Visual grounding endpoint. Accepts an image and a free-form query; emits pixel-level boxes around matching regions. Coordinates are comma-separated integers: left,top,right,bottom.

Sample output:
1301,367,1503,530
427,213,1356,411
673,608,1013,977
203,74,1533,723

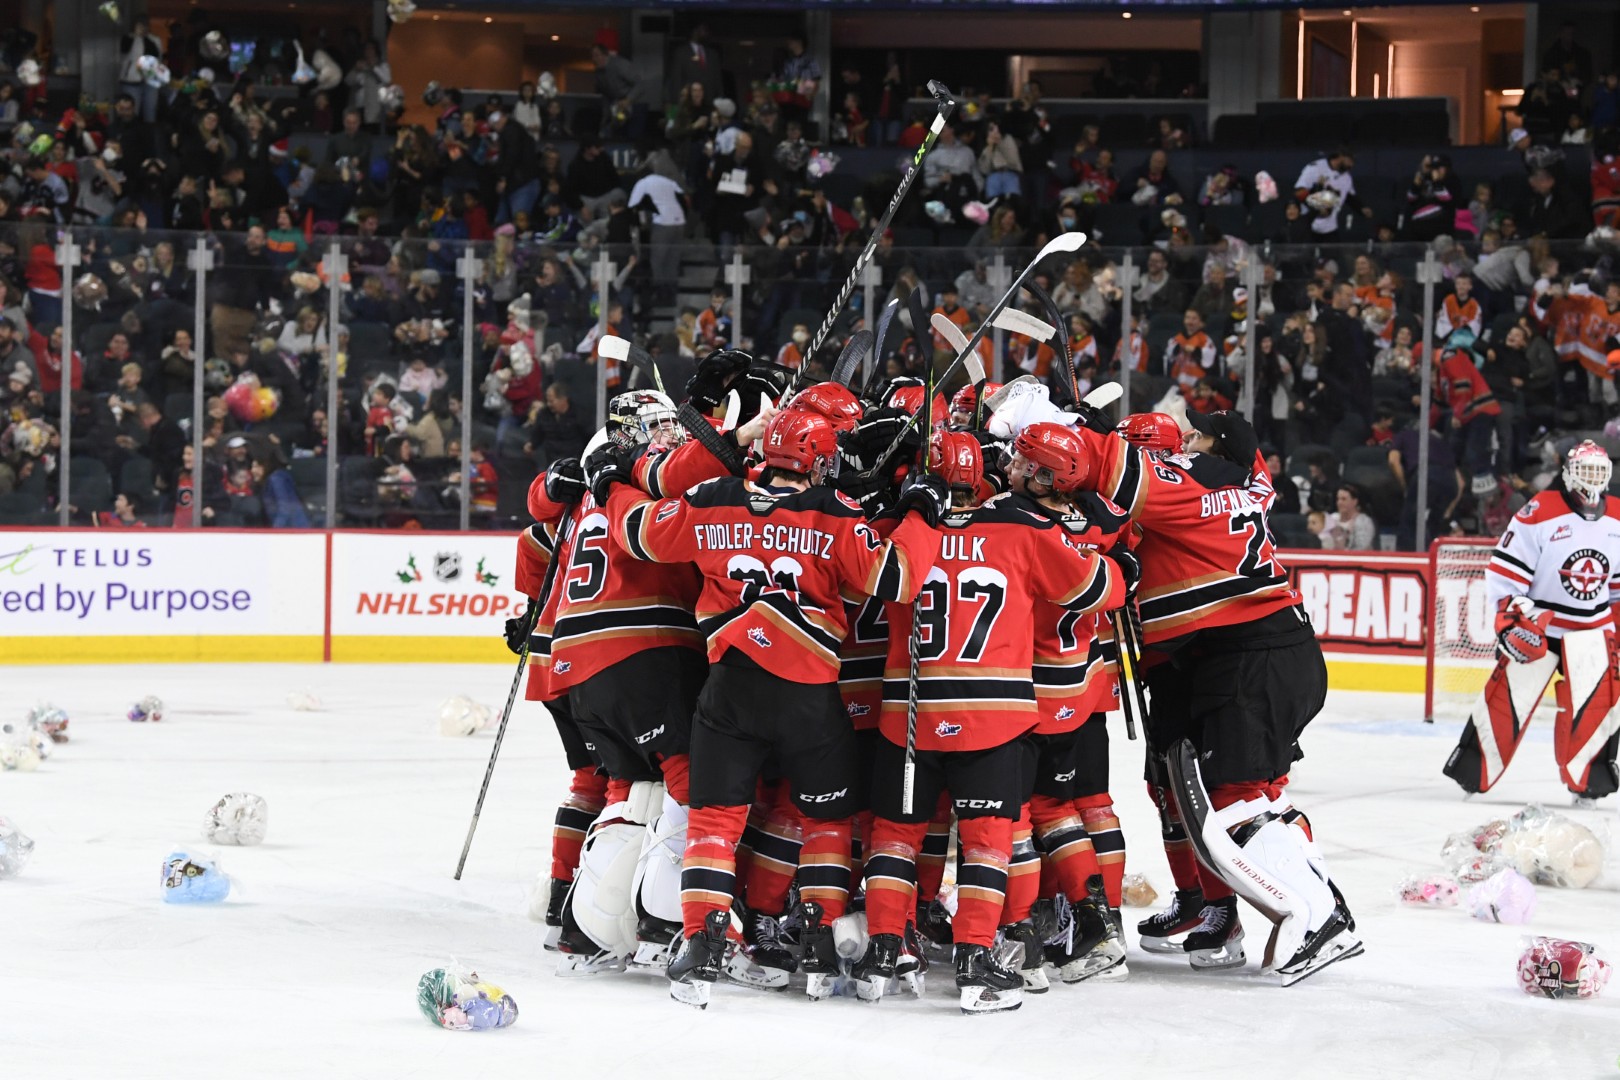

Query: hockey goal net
1425,538,1500,723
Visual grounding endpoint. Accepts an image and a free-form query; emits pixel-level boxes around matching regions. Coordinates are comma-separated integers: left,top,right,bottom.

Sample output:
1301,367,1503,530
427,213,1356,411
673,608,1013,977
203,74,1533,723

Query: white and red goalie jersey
1488,486,1620,637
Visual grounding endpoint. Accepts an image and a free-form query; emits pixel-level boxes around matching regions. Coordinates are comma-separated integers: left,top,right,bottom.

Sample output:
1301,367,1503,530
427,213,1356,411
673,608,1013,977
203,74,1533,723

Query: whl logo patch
846,702,871,717
1055,706,1076,721
747,627,773,648
1559,548,1610,602
553,660,572,674
935,720,962,737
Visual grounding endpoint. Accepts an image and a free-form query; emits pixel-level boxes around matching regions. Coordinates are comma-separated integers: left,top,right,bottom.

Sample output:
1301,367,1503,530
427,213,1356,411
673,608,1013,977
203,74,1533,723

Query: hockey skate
1183,896,1246,971
630,910,681,971
1060,880,1128,983
915,898,955,963
851,933,900,1002
894,920,928,995
1137,887,1204,954
797,901,840,1001
1274,888,1364,987
539,877,569,952
954,943,1024,1015
555,906,628,976
667,910,730,1009
999,921,1050,992
724,907,795,990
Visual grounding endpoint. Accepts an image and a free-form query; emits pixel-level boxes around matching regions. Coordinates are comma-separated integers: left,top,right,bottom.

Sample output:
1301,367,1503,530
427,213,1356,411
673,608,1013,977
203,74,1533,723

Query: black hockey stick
850,232,1089,488
901,326,941,818
453,507,575,879
1022,280,1075,407
677,402,746,477
831,328,874,389
862,296,906,402
797,80,958,392
600,334,664,395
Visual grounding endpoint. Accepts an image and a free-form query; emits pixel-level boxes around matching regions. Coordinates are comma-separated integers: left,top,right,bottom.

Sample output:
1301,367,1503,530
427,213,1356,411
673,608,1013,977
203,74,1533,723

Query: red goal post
1424,536,1501,724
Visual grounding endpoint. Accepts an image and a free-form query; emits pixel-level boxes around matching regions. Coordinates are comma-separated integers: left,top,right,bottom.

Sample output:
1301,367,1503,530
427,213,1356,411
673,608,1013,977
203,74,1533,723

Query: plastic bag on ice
1466,867,1536,924
203,793,268,846
417,967,518,1030
1395,873,1460,907
160,849,231,903
1517,936,1611,999
0,816,35,878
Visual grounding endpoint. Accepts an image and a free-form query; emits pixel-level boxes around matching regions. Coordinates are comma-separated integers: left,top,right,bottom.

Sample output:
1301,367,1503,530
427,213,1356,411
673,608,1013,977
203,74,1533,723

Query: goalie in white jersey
1444,441,1620,800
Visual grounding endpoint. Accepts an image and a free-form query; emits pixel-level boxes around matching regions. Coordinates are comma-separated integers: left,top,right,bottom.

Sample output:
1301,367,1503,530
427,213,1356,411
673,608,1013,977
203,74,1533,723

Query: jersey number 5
565,515,611,603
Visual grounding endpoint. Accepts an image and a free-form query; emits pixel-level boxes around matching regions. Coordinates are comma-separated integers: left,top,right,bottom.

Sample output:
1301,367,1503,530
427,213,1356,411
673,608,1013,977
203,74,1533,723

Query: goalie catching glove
1495,596,1554,664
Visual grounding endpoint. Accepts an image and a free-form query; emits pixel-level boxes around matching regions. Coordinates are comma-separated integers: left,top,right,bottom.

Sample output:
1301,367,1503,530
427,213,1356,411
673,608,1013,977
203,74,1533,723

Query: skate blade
1188,946,1247,971
804,972,838,1001
1060,949,1129,983
540,926,562,952
852,975,886,1003
900,970,925,997
668,977,713,1009
556,952,627,977
1279,935,1365,987
630,940,674,970
958,985,1023,1014
722,952,791,991
1136,935,1189,954
1021,966,1051,993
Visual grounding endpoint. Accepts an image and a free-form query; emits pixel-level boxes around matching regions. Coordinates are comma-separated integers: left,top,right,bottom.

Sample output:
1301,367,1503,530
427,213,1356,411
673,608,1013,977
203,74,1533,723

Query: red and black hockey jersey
1031,492,1130,734
1073,428,1299,645
607,478,941,685
879,492,1125,753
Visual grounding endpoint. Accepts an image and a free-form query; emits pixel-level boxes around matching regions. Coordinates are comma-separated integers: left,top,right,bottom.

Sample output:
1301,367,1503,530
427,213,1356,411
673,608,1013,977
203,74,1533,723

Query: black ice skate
1137,887,1204,954
1060,878,1128,983
540,877,569,951
796,900,840,1001
954,943,1024,1015
1275,887,1364,987
915,898,955,962
895,920,928,995
631,906,682,971
555,896,627,977
999,921,1050,993
852,932,901,1002
724,906,795,990
667,910,731,1009
1183,895,1246,971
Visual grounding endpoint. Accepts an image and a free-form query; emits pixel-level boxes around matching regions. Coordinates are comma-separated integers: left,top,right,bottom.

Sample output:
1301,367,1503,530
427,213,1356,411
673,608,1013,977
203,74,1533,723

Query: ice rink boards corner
0,532,1460,685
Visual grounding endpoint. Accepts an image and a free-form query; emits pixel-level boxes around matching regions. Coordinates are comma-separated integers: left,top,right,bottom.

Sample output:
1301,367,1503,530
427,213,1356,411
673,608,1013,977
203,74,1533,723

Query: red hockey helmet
762,407,838,475
950,381,1004,422
788,382,863,433
1115,412,1181,454
887,383,949,428
929,430,991,502
1010,421,1092,494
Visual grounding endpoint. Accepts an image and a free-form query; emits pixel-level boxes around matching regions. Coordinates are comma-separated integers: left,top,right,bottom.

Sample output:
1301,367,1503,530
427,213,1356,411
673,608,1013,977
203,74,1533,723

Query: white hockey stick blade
1082,382,1123,410
719,388,743,435
992,307,1058,341
598,335,631,362
929,313,985,383
1035,231,1088,260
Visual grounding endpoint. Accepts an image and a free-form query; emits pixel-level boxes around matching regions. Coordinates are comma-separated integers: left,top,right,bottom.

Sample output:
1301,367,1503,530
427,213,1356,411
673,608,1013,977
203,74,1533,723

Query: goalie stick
798,80,958,391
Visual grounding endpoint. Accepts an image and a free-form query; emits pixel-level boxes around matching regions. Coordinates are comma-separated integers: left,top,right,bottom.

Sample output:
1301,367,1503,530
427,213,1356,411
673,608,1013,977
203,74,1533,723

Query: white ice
3,665,1617,1080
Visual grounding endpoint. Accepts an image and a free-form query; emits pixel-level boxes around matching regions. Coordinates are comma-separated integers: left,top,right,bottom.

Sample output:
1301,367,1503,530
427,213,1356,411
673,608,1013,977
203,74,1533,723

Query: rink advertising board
326,532,528,663
0,530,325,662
1285,551,1431,692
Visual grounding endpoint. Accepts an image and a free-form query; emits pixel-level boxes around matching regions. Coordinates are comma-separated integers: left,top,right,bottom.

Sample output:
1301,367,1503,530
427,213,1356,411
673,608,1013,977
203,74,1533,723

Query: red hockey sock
1149,782,1203,892
1000,804,1041,925
549,767,607,883
797,814,853,920
605,777,634,805
864,817,927,938
1077,795,1126,909
681,804,751,938
916,794,953,904
1029,792,1101,901
658,753,691,806
738,798,803,916
954,816,1013,948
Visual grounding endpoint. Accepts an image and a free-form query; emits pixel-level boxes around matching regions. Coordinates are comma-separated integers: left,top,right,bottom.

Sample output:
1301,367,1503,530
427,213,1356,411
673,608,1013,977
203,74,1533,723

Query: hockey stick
1021,280,1075,407
454,507,575,879
851,232,1088,487
831,329,874,389
798,80,959,390
862,297,905,401
929,313,986,384
599,335,664,394
901,330,941,817
990,306,1058,342
677,402,745,477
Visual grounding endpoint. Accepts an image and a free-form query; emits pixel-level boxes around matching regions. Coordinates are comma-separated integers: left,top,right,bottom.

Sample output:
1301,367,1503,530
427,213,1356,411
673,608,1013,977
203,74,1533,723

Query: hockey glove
504,599,539,656
1072,400,1116,436
835,408,922,515
542,457,587,504
894,471,950,528
1109,544,1142,597
584,442,638,505
1495,596,1554,664
684,348,753,412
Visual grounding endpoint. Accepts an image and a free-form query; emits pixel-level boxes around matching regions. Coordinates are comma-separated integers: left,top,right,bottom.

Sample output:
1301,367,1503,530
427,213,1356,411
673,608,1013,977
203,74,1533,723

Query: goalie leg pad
1166,741,1335,969
563,808,648,960
1444,652,1558,794
1555,629,1620,797
633,793,688,929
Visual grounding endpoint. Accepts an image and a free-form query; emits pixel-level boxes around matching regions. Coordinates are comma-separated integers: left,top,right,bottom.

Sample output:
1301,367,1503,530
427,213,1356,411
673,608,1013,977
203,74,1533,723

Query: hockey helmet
608,390,683,449
1009,421,1092,495
762,408,838,476
929,430,992,504
788,382,863,433
950,381,1003,424
1116,412,1182,454
1563,440,1613,506
884,380,948,428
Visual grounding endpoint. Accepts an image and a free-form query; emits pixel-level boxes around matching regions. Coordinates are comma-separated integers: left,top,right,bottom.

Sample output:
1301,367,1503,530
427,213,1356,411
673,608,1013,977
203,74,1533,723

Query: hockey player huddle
509,351,1367,1014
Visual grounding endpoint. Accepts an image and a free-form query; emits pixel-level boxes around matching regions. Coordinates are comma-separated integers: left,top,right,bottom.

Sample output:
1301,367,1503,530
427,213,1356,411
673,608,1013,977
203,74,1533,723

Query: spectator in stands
327,110,374,168
1319,282,1374,422
669,24,724,108
708,130,765,263
1389,411,1461,551
492,109,540,226
1521,167,1585,238
1405,154,1462,242
922,124,980,220
773,35,822,124
345,41,393,130
117,18,164,124
1134,248,1185,317
1126,149,1182,208
253,456,309,528
978,122,1022,199
1593,70,1620,133
527,382,587,467
566,137,624,214
592,42,643,138
968,204,1025,251
1322,483,1377,550
1293,146,1368,237
1541,21,1592,96
1435,272,1482,342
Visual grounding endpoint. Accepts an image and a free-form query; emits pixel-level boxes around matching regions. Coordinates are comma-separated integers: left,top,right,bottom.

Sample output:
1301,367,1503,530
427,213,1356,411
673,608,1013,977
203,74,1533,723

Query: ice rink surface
3,663,1617,1080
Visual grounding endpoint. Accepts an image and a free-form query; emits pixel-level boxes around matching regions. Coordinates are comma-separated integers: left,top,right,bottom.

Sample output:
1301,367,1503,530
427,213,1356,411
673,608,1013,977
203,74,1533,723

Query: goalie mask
1562,440,1612,512
608,390,683,451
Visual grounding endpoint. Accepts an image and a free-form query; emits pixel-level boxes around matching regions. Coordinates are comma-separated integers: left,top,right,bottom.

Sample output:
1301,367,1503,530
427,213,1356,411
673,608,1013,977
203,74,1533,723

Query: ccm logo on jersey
1559,549,1610,601
955,799,1004,810
935,720,962,737
1551,524,1573,542
747,627,773,648
634,724,666,745
799,788,849,804
1053,770,1076,782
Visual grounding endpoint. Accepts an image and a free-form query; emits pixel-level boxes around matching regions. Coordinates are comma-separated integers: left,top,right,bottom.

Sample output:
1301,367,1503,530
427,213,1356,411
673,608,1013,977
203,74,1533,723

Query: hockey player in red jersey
991,382,1362,985
856,422,1126,1014
1444,440,1620,801
595,406,945,1008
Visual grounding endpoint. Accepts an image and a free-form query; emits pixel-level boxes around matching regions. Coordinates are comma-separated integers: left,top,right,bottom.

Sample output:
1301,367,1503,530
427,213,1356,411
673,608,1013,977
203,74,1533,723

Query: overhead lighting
1297,18,1306,99
1341,8,1350,14
483,15,492,22
550,34,560,41
1470,4,1480,9
1350,19,1358,96
1121,10,1132,17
